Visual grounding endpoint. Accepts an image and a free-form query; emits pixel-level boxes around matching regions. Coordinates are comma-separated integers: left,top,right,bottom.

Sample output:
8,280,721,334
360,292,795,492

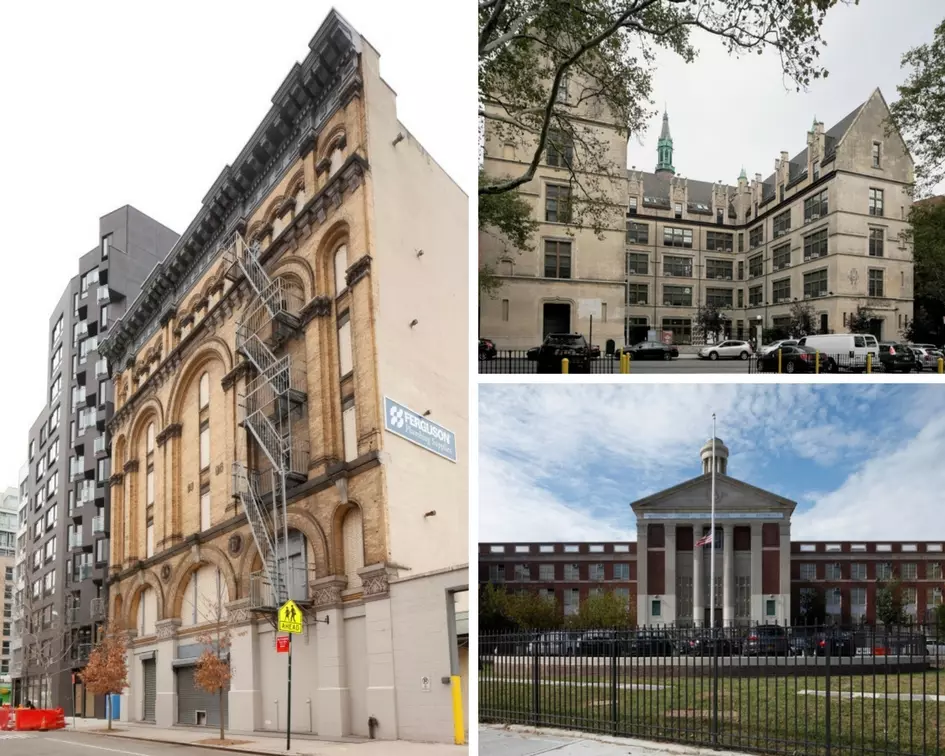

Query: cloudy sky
627,0,945,196
0,0,474,485
479,383,945,543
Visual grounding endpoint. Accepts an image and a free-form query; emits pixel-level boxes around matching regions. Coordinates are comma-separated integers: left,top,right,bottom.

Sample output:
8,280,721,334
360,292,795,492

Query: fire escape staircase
223,233,307,611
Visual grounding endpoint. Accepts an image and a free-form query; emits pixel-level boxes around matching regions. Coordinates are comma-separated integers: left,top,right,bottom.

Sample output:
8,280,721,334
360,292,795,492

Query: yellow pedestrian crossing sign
278,600,303,634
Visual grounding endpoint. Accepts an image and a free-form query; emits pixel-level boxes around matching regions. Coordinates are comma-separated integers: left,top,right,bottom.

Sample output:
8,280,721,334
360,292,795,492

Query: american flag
695,532,713,548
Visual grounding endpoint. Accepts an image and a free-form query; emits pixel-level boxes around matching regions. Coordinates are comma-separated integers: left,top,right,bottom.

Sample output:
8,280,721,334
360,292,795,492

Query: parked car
797,334,877,371
479,338,497,360
627,630,676,656
813,630,857,657
699,340,752,361
910,346,942,371
620,341,680,361
530,333,591,373
760,339,799,356
589,344,601,359
789,633,816,657
878,342,921,373
742,625,790,656
581,629,628,656
679,629,742,656
527,631,583,656
758,345,838,374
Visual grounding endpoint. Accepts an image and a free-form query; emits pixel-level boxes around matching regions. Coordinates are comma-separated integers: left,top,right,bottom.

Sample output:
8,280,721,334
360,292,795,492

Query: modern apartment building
480,440,945,627
99,11,468,743
14,207,178,714
480,88,915,348
9,464,28,705
0,487,18,703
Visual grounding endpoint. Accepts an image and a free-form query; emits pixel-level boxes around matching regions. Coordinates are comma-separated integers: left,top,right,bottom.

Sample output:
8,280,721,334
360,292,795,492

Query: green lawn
480,675,945,755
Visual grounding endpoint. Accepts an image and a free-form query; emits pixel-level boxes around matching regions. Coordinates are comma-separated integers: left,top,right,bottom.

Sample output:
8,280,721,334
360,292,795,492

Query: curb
67,728,308,756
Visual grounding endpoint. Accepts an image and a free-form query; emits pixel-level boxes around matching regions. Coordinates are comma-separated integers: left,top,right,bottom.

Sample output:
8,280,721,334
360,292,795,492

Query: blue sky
479,384,945,543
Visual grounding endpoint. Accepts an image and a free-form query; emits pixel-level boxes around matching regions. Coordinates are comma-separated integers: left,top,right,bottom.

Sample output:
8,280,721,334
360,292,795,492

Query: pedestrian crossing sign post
278,600,303,634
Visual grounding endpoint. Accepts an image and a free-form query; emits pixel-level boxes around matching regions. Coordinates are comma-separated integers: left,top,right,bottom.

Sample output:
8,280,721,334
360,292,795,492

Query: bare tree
79,626,128,730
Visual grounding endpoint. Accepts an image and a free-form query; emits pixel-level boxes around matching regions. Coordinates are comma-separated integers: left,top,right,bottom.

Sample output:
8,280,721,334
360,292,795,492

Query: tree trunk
107,702,112,731
219,688,224,742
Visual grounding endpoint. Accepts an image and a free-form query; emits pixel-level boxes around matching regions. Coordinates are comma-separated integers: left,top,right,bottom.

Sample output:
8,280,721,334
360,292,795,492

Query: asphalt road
480,357,755,375
0,731,217,756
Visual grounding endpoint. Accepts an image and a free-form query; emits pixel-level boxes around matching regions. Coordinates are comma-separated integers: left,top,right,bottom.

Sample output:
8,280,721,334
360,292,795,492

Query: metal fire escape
222,233,308,611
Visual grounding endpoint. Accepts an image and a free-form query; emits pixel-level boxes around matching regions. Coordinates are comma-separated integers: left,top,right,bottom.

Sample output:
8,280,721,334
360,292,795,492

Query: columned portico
723,524,734,626
692,522,704,626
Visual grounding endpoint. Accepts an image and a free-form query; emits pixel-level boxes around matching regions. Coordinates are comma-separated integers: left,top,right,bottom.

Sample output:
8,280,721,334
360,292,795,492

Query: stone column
779,522,792,625
154,619,181,727
692,522,704,627
723,525,734,627
312,576,350,737
636,523,648,624
664,524,676,625
226,599,260,731
359,564,398,740
750,523,763,624
119,630,137,723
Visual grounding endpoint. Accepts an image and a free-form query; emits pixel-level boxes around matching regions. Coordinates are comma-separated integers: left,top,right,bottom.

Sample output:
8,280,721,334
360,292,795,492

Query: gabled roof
630,473,797,515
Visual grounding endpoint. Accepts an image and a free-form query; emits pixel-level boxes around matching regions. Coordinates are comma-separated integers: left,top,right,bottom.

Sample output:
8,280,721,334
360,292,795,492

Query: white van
797,334,878,371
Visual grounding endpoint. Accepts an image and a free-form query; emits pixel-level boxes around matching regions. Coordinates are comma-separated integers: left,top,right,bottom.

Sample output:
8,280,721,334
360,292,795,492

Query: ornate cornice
299,295,332,326
340,75,363,107
123,459,140,474
109,472,124,487
225,598,254,627
155,423,182,447
311,576,347,608
159,307,177,327
346,254,372,288
221,361,251,391
155,618,181,641
358,564,396,601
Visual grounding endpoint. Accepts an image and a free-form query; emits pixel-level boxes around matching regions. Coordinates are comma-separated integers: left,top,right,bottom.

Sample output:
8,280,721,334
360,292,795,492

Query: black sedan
627,630,675,656
621,341,679,361
479,338,497,360
813,631,856,657
530,333,591,373
879,342,921,373
678,630,741,656
758,345,838,374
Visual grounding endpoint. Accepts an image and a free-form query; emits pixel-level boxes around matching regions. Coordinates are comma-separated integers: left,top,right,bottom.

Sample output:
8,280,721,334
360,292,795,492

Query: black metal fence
479,351,624,375
480,624,945,756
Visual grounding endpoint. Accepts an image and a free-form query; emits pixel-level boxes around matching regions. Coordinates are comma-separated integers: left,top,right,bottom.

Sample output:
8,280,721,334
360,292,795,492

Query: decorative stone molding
109,472,125,487
298,129,317,158
160,564,172,583
221,362,251,391
159,307,177,327
311,576,347,609
359,564,396,601
315,157,332,176
299,295,332,325
123,459,140,474
227,533,243,557
155,423,182,447
155,618,181,641
340,75,363,107
226,598,254,627
346,254,372,288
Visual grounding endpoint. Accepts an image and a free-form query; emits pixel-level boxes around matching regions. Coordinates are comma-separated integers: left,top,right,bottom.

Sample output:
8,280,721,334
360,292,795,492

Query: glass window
539,564,554,581
851,563,867,580
876,562,892,580
545,130,573,168
661,318,691,344
901,562,917,580
198,373,210,410
563,563,580,580
706,232,733,252
663,256,693,277
614,563,630,580
869,188,884,217
749,254,764,278
544,240,571,279
804,189,828,222
804,229,829,261
545,184,571,223
334,245,348,295
663,285,693,307
869,228,885,257
772,278,791,303
626,222,648,245
663,227,693,248
199,421,210,470
772,243,791,270
626,252,648,275
627,283,648,305
749,225,764,249
342,400,357,463
773,209,791,238
705,259,733,280
872,142,881,168
705,288,733,308
146,423,155,454
803,269,828,299
338,315,353,377
825,563,841,580
868,269,884,297
200,488,211,531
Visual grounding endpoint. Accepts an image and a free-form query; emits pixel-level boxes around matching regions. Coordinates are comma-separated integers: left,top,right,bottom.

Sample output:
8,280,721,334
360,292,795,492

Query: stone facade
480,87,915,349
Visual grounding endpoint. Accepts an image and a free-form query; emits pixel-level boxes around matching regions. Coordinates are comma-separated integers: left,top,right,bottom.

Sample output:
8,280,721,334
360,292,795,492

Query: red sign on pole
276,636,290,653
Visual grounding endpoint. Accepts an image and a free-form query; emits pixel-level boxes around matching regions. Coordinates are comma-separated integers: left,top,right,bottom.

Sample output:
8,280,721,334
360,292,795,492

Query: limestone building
480,88,915,348
98,11,468,743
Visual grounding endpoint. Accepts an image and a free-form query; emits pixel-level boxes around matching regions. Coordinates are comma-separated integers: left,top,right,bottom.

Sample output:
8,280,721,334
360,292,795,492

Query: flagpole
710,415,717,632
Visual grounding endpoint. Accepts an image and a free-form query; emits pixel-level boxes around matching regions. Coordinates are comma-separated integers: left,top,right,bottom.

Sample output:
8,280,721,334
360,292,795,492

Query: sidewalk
65,717,467,755
480,725,750,756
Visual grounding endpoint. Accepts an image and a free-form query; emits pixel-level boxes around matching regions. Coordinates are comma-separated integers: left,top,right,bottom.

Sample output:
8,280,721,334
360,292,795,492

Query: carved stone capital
300,295,332,326
221,362,251,391
346,254,372,288
311,575,347,609
109,472,124,487
155,618,181,641
159,306,177,327
124,629,139,644
123,459,140,474
358,563,396,601
298,129,317,158
155,423,182,446
340,75,363,107
225,598,254,627
315,156,332,176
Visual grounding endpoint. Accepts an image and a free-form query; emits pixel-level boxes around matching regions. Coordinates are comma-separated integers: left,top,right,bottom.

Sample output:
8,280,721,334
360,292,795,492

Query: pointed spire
660,109,672,141
655,108,675,176
738,166,747,181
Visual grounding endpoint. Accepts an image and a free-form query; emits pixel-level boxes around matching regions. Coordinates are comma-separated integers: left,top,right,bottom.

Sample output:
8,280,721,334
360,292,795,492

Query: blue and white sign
384,397,457,463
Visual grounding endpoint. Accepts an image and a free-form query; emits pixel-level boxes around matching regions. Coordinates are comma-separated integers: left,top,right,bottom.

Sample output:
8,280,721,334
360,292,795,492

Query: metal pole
286,633,293,751
710,416,717,630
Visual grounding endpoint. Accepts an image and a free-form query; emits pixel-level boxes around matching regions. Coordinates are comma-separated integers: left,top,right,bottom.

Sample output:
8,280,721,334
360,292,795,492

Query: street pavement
480,355,755,375
480,726,746,756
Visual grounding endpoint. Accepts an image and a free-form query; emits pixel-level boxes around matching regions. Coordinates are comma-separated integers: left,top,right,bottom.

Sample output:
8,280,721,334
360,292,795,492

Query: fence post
816,350,821,374
611,636,618,735
627,354,631,373
866,353,872,374
620,353,628,374
825,632,832,756
561,357,569,374
711,626,719,746
532,632,540,726
939,357,943,374
778,349,782,374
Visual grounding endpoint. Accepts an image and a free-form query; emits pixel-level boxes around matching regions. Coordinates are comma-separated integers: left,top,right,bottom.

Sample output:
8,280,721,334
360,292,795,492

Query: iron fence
479,351,623,375
480,624,945,756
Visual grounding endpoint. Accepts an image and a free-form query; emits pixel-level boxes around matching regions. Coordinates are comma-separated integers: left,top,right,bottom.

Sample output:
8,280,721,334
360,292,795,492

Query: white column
750,523,763,624
360,565,398,740
153,619,180,727
692,522,704,627
779,522,792,625
664,524,676,625
723,525,734,627
312,577,350,737
637,522,648,623
226,600,260,731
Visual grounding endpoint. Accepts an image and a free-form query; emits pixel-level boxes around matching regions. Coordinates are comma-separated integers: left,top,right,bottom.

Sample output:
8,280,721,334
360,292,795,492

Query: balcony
92,515,105,534
72,643,92,665
65,606,79,625
91,598,105,621
95,359,108,379
93,435,108,457
69,531,84,551
78,480,95,505
248,566,314,611
70,457,86,482
79,563,93,581
74,386,88,409
96,285,111,304
74,321,88,342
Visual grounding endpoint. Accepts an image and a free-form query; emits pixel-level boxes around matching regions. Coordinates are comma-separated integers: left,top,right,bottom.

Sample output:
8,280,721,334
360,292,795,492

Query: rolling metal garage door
142,659,156,722
176,665,228,728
